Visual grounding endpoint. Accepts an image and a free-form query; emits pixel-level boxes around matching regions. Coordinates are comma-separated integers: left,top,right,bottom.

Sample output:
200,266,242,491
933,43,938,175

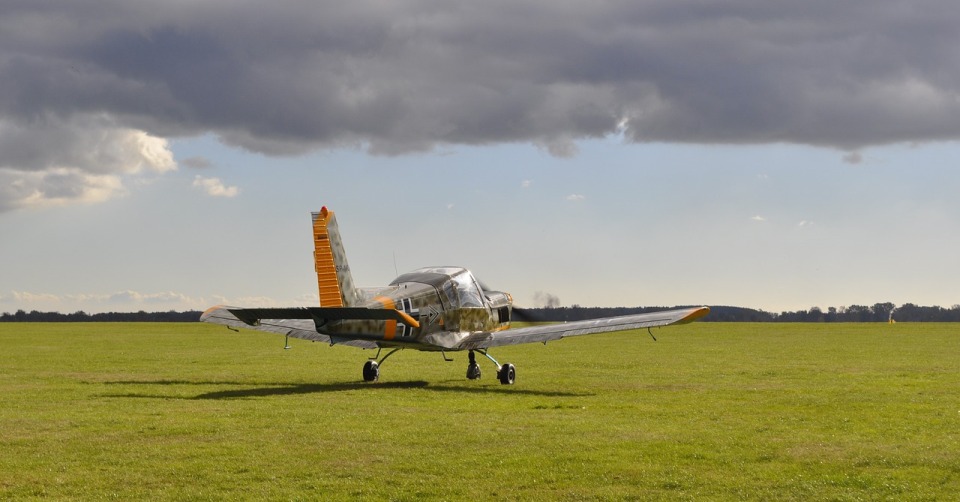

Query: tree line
0,310,203,322
765,303,960,323
517,303,960,323
2,303,959,323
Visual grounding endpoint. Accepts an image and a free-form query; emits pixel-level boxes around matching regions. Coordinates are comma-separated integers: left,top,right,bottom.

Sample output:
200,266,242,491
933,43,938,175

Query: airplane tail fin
311,207,360,307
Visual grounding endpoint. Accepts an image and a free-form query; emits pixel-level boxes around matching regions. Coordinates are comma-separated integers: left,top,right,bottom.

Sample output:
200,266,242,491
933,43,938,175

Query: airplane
201,207,709,384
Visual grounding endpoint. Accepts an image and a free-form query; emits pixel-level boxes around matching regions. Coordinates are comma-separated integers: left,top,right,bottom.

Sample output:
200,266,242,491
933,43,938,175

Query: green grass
1,322,958,500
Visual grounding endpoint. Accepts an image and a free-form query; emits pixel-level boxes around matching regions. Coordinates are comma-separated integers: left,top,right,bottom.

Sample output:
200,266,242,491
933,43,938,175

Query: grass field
1,322,957,500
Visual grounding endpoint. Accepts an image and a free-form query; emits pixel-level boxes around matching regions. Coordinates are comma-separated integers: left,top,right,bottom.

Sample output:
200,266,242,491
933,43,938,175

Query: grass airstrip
1,322,957,500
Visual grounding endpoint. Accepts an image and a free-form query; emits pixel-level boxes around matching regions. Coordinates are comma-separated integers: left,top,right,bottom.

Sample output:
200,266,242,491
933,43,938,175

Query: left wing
455,306,710,350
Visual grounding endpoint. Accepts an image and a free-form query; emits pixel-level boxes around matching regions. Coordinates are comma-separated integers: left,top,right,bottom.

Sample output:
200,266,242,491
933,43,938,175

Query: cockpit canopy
390,266,485,309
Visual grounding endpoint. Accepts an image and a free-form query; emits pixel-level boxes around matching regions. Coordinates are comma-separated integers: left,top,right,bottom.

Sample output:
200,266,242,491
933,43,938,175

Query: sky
1,1,959,314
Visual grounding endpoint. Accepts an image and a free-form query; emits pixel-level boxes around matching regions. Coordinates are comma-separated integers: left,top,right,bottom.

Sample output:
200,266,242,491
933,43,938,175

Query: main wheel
466,363,482,380
497,363,516,385
362,360,380,382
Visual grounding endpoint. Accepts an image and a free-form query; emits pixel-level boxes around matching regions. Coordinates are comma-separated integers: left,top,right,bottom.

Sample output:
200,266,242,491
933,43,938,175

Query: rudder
311,207,360,307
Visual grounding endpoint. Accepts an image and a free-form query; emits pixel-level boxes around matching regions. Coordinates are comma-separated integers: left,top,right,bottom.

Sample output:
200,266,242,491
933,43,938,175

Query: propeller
476,277,559,322
511,306,550,323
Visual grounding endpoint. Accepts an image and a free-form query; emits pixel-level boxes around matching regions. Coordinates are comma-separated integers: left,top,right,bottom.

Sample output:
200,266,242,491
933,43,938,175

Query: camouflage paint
315,279,512,350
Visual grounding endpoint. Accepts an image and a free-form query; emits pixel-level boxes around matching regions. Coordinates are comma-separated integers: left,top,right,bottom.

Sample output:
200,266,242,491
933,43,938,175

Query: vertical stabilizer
311,207,360,307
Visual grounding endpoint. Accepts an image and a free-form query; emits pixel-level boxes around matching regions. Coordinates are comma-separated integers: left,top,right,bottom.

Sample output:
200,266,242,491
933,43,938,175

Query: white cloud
130,131,177,174
798,220,814,227
206,295,315,308
1,289,202,313
566,194,585,201
108,290,195,304
193,176,239,197
0,116,175,176
521,179,532,188
210,295,230,305
0,116,176,212
232,296,286,308
751,215,767,222
0,290,319,313
1,291,62,303
292,293,320,305
1,168,125,211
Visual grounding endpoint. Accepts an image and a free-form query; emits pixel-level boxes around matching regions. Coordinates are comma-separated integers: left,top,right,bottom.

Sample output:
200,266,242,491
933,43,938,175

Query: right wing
199,305,380,349
455,306,710,350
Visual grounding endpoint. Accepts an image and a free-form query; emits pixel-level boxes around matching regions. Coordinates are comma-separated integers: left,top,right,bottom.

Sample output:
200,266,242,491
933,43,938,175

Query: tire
467,363,482,380
362,360,379,382
497,363,516,385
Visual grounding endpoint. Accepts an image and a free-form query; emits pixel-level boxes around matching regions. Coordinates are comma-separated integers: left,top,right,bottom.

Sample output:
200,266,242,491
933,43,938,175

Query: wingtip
200,304,238,321
680,306,710,323
201,304,225,318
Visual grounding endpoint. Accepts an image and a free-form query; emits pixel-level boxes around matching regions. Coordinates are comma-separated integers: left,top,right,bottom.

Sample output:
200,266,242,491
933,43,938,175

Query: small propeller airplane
201,207,709,384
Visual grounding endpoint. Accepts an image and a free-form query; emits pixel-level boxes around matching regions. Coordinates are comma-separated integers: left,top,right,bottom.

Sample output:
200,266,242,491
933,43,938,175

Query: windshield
391,266,486,309
452,270,484,308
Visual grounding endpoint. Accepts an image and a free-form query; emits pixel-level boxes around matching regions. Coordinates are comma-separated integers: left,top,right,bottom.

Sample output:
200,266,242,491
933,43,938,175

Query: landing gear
467,364,482,380
362,360,379,382
497,363,516,385
470,349,516,385
466,351,482,380
362,347,515,385
361,348,402,382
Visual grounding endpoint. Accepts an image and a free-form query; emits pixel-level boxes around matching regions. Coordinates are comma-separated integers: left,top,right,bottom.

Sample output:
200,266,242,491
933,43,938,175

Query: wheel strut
475,349,501,368
362,348,403,382
474,349,515,385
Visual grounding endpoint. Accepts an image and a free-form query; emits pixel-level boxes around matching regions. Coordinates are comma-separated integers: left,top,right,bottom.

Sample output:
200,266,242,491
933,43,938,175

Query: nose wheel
468,350,515,385
466,351,482,380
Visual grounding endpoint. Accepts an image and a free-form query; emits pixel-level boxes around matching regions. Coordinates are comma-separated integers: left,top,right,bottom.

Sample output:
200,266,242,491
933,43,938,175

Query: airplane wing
199,305,380,349
454,306,710,350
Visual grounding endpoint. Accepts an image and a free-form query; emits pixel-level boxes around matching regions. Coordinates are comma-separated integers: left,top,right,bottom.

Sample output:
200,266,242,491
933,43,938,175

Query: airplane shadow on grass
99,380,592,399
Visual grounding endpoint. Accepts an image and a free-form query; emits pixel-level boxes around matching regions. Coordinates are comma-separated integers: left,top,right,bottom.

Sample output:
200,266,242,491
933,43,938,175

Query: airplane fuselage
317,266,512,350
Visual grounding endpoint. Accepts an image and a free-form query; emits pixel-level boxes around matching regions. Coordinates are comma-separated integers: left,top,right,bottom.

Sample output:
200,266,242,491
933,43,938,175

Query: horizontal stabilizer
227,307,420,328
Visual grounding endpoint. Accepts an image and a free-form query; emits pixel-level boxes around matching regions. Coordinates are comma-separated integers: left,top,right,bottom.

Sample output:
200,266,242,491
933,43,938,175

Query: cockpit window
452,271,484,308
390,266,485,309
441,281,458,307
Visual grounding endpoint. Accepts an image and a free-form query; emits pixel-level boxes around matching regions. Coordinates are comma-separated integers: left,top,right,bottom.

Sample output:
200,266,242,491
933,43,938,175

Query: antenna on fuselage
392,251,399,277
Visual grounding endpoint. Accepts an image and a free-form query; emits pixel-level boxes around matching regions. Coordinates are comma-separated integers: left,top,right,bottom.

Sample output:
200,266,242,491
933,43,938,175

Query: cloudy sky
1,0,958,314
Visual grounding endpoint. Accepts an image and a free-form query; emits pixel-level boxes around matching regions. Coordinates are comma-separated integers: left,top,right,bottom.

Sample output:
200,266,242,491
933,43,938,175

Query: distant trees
736,302,960,322
515,303,960,323
889,303,960,322
0,310,203,322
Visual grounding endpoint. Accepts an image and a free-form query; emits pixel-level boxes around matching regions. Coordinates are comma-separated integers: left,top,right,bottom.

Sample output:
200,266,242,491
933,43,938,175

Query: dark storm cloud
1,0,958,193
